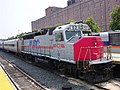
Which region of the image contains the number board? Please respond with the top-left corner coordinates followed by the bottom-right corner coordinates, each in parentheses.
top-left (67, 24), bottom-right (89, 31)
top-left (67, 25), bottom-right (80, 31)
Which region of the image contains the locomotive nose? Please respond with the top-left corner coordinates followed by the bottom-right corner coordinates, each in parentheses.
top-left (74, 36), bottom-right (104, 61)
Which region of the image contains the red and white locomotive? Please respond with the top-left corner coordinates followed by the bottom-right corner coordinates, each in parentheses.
top-left (1, 22), bottom-right (112, 82)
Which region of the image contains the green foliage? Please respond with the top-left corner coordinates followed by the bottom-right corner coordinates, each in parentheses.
top-left (44, 26), bottom-right (52, 28)
top-left (67, 19), bottom-right (76, 23)
top-left (54, 23), bottom-right (62, 27)
top-left (110, 5), bottom-right (120, 31)
top-left (7, 32), bottom-right (27, 40)
top-left (15, 32), bottom-right (26, 38)
top-left (85, 17), bottom-right (101, 32)
top-left (7, 36), bottom-right (15, 40)
top-left (33, 28), bottom-right (41, 32)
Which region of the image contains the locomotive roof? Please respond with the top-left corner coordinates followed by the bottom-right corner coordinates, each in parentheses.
top-left (53, 22), bottom-right (91, 33)
top-left (54, 24), bottom-right (70, 32)
top-left (23, 27), bottom-right (56, 39)
top-left (53, 23), bottom-right (78, 32)
top-left (4, 38), bottom-right (19, 42)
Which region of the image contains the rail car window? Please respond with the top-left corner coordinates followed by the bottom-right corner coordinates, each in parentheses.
top-left (55, 32), bottom-right (64, 42)
top-left (110, 33), bottom-right (120, 45)
top-left (65, 31), bottom-right (81, 40)
top-left (4, 44), bottom-right (15, 47)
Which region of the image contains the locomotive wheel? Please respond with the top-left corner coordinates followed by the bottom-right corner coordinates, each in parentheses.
top-left (63, 63), bottom-right (72, 75)
top-left (53, 61), bottom-right (59, 70)
top-left (48, 60), bottom-right (55, 69)
top-left (72, 69), bottom-right (78, 78)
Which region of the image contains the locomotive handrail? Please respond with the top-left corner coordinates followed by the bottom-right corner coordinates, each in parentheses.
top-left (77, 47), bottom-right (82, 69)
top-left (103, 46), bottom-right (112, 60)
top-left (106, 45), bottom-right (112, 60)
top-left (77, 47), bottom-right (82, 61)
top-left (83, 48), bottom-right (89, 69)
top-left (77, 46), bottom-right (104, 60)
top-left (77, 46), bottom-right (112, 61)
top-left (84, 48), bottom-right (89, 61)
top-left (76, 46), bottom-right (105, 69)
top-left (88, 47), bottom-right (92, 61)
top-left (100, 46), bottom-right (103, 61)
top-left (77, 46), bottom-right (95, 69)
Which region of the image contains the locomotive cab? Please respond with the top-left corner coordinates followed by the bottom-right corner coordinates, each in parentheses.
top-left (53, 23), bottom-right (92, 43)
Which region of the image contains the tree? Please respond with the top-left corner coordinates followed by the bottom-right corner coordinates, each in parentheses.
top-left (54, 23), bottom-right (62, 27)
top-left (7, 32), bottom-right (27, 40)
top-left (44, 26), bottom-right (52, 28)
top-left (7, 36), bottom-right (15, 40)
top-left (85, 17), bottom-right (101, 32)
top-left (67, 19), bottom-right (76, 23)
top-left (15, 32), bottom-right (26, 38)
top-left (110, 5), bottom-right (120, 31)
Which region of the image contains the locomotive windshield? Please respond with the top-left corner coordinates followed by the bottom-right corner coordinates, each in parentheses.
top-left (65, 25), bottom-right (82, 40)
top-left (65, 31), bottom-right (81, 40)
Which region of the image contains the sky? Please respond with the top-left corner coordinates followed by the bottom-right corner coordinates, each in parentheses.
top-left (0, 0), bottom-right (67, 39)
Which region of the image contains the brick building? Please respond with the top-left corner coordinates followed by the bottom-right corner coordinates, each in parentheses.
top-left (32, 0), bottom-right (120, 31)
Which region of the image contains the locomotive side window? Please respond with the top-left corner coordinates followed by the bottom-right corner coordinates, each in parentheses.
top-left (55, 32), bottom-right (64, 42)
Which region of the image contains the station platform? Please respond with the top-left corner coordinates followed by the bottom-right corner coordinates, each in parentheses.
top-left (0, 64), bottom-right (16, 90)
top-left (112, 53), bottom-right (120, 64)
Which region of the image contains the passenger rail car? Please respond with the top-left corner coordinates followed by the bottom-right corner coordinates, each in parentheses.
top-left (3, 39), bottom-right (22, 53)
top-left (93, 32), bottom-right (120, 53)
top-left (1, 22), bottom-right (113, 83)
top-left (0, 40), bottom-right (4, 49)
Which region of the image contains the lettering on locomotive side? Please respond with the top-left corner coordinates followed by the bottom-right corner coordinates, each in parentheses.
top-left (53, 44), bottom-right (65, 48)
top-left (29, 39), bottom-right (40, 46)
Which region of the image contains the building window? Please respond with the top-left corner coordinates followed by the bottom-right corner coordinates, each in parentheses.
top-left (108, 0), bottom-right (110, 4)
top-left (100, 0), bottom-right (103, 5)
top-left (108, 6), bottom-right (110, 12)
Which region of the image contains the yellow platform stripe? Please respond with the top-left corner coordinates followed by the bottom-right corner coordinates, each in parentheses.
top-left (0, 66), bottom-right (14, 90)
top-left (112, 58), bottom-right (120, 61)
top-left (112, 58), bottom-right (120, 64)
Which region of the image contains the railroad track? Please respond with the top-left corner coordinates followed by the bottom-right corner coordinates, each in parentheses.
top-left (94, 79), bottom-right (120, 90)
top-left (0, 50), bottom-right (120, 90)
top-left (0, 56), bottom-right (50, 90)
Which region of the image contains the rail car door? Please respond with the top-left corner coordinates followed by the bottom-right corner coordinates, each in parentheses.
top-left (52, 31), bottom-right (65, 60)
